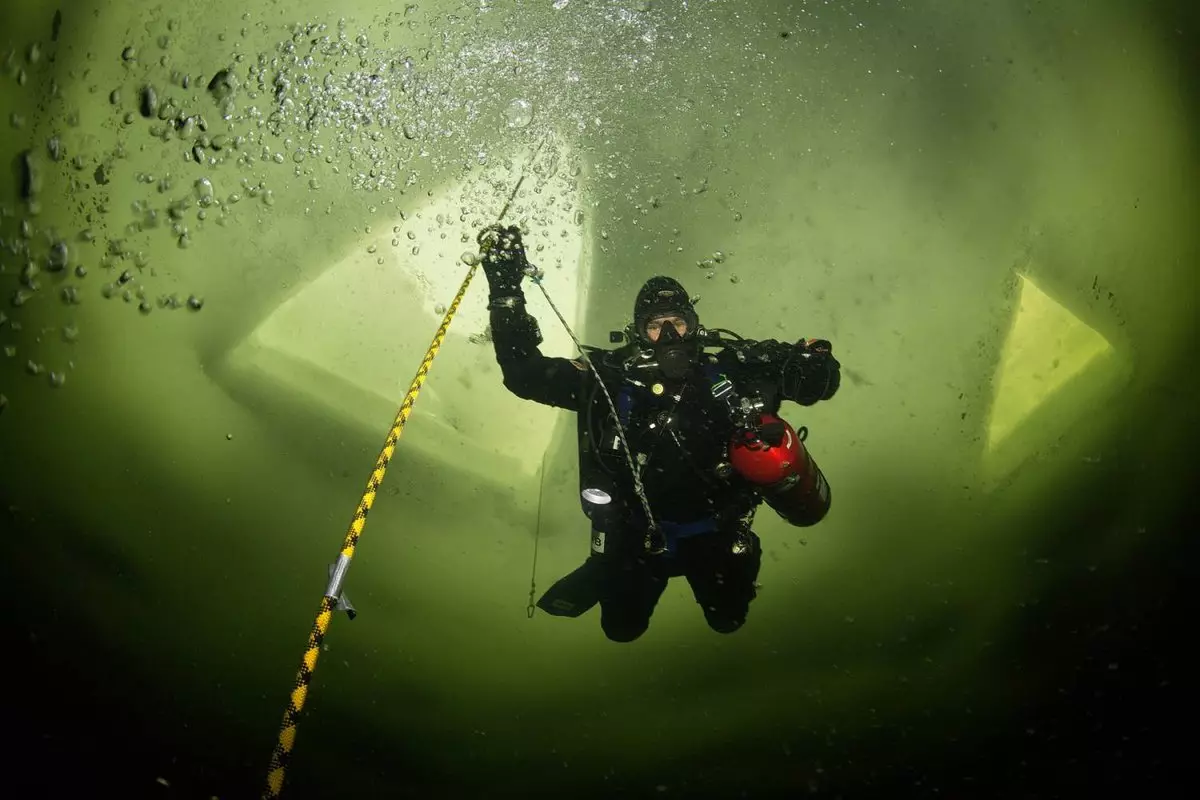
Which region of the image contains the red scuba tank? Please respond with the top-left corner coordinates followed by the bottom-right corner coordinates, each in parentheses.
top-left (728, 414), bottom-right (831, 527)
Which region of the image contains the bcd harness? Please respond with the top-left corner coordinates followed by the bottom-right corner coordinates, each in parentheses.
top-left (598, 358), bottom-right (767, 555)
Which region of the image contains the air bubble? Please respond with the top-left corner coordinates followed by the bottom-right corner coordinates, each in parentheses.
top-left (140, 85), bottom-right (159, 118)
top-left (47, 241), bottom-right (69, 271)
top-left (195, 177), bottom-right (215, 205)
top-left (504, 98), bottom-right (533, 129)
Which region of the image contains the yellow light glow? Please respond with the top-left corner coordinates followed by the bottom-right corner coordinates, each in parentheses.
top-left (224, 141), bottom-right (590, 478)
top-left (986, 273), bottom-right (1114, 452)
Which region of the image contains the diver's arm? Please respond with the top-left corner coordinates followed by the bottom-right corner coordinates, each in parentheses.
top-left (480, 225), bottom-right (581, 411)
top-left (489, 296), bottom-right (582, 410)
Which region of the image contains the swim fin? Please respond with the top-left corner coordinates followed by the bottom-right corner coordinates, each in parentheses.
top-left (536, 559), bottom-right (603, 618)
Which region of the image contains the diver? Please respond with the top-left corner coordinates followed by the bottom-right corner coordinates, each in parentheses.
top-left (478, 224), bottom-right (841, 642)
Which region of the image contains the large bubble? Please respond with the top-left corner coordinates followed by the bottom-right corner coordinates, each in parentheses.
top-left (504, 98), bottom-right (534, 129)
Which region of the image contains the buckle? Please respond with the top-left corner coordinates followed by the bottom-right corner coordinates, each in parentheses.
top-left (711, 378), bottom-right (734, 399)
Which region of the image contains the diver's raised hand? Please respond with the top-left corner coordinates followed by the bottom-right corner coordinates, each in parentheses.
top-left (478, 224), bottom-right (527, 289)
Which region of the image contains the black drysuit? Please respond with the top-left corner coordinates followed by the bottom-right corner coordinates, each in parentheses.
top-left (489, 296), bottom-right (840, 641)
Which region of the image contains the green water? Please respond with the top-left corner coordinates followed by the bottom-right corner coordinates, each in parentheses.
top-left (1, 1), bottom-right (1195, 798)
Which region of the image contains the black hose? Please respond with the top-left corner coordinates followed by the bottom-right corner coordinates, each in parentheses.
top-left (704, 327), bottom-right (746, 342)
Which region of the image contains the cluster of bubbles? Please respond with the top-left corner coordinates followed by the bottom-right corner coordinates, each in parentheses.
top-left (3, 7), bottom-right (571, 332)
top-left (2, 0), bottom-right (785, 410)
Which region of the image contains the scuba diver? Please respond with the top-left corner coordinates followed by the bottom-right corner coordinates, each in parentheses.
top-left (479, 224), bottom-right (840, 642)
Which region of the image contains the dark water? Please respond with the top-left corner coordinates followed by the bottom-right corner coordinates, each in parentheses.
top-left (2, 1), bottom-right (1196, 798)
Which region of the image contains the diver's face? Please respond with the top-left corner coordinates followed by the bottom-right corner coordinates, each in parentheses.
top-left (645, 315), bottom-right (688, 343)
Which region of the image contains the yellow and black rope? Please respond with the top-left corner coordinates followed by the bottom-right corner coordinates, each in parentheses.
top-left (262, 263), bottom-right (479, 800)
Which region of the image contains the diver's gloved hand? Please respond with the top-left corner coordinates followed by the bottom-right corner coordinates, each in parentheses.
top-left (477, 224), bottom-right (529, 302)
top-left (799, 338), bottom-right (833, 356)
top-left (781, 338), bottom-right (840, 405)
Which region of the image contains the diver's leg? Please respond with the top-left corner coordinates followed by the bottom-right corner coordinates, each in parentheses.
top-left (597, 554), bottom-right (668, 642)
top-left (680, 530), bottom-right (762, 634)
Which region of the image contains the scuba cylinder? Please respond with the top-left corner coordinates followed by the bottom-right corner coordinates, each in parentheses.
top-left (728, 413), bottom-right (831, 527)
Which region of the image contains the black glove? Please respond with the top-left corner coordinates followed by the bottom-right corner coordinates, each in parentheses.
top-left (477, 225), bottom-right (529, 302)
top-left (780, 338), bottom-right (840, 405)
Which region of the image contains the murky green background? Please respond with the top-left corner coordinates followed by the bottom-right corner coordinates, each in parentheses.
top-left (1, 1), bottom-right (1195, 798)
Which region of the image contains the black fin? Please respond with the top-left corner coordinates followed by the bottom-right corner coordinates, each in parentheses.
top-left (535, 560), bottom-right (603, 618)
